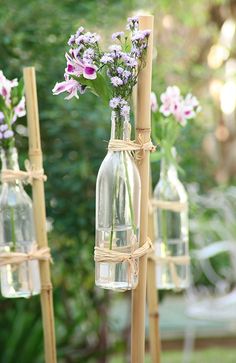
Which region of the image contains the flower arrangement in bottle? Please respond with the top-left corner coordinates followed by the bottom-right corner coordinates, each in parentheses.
top-left (52, 16), bottom-right (151, 290)
top-left (151, 86), bottom-right (200, 289)
top-left (0, 70), bottom-right (41, 298)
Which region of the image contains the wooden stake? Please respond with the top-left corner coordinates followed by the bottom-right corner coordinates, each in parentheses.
top-left (23, 67), bottom-right (57, 363)
top-left (147, 175), bottom-right (161, 363)
top-left (131, 15), bottom-right (154, 363)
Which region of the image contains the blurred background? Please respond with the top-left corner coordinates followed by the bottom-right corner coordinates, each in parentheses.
top-left (0, 0), bottom-right (236, 362)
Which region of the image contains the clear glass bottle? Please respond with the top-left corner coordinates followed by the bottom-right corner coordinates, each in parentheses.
top-left (154, 149), bottom-right (189, 290)
top-left (0, 147), bottom-right (41, 298)
top-left (95, 111), bottom-right (141, 291)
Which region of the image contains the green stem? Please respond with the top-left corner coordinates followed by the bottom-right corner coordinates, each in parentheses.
top-left (109, 167), bottom-right (119, 250)
top-left (161, 209), bottom-right (168, 247)
top-left (123, 151), bottom-right (136, 235)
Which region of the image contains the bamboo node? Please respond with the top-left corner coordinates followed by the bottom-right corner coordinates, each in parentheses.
top-left (41, 283), bottom-right (53, 291)
top-left (1, 159), bottom-right (47, 185)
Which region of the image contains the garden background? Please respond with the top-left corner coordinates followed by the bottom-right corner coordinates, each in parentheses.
top-left (0, 0), bottom-right (236, 362)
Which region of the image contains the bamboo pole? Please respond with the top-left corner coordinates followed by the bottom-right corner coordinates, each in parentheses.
top-left (147, 174), bottom-right (161, 363)
top-left (23, 67), bottom-right (57, 363)
top-left (131, 15), bottom-right (154, 363)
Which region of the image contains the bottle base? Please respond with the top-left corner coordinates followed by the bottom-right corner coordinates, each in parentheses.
top-left (96, 281), bottom-right (137, 292)
top-left (1, 288), bottom-right (41, 298)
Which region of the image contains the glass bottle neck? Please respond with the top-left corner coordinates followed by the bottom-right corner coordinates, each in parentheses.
top-left (160, 157), bottom-right (178, 180)
top-left (110, 110), bottom-right (131, 141)
top-left (1, 147), bottom-right (20, 171)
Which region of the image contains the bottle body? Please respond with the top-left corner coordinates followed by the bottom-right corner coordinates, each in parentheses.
top-left (95, 111), bottom-right (141, 291)
top-left (0, 148), bottom-right (41, 298)
top-left (154, 154), bottom-right (189, 290)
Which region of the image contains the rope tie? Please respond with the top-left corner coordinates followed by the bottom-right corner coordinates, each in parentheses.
top-left (1, 160), bottom-right (47, 185)
top-left (94, 238), bottom-right (153, 287)
top-left (149, 253), bottom-right (190, 289)
top-left (0, 246), bottom-right (52, 267)
top-left (149, 199), bottom-right (188, 214)
top-left (108, 134), bottom-right (156, 161)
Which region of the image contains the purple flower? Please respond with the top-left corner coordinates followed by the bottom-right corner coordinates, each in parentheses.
top-left (3, 130), bottom-right (14, 139)
top-left (120, 104), bottom-right (130, 118)
top-left (83, 48), bottom-right (95, 63)
top-left (109, 97), bottom-right (122, 109)
top-left (122, 54), bottom-right (137, 67)
top-left (150, 92), bottom-right (158, 112)
top-left (110, 76), bottom-right (123, 87)
top-left (68, 34), bottom-right (76, 46)
top-left (0, 124), bottom-right (14, 140)
top-left (83, 32), bottom-right (100, 44)
top-left (75, 26), bottom-right (85, 37)
top-left (100, 54), bottom-right (113, 64)
top-left (117, 67), bottom-right (124, 75)
top-left (111, 31), bottom-right (124, 41)
top-left (127, 16), bottom-right (139, 31)
top-left (109, 44), bottom-right (122, 52)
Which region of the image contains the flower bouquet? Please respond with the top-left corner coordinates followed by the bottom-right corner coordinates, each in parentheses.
top-left (53, 17), bottom-right (151, 291)
top-left (151, 86), bottom-right (200, 289)
top-left (0, 70), bottom-right (41, 298)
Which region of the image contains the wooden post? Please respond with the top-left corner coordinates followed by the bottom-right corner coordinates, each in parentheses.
top-left (147, 175), bottom-right (161, 363)
top-left (23, 67), bottom-right (57, 363)
top-left (131, 15), bottom-right (154, 363)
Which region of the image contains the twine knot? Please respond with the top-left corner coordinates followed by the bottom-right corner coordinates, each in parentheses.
top-left (1, 160), bottom-right (47, 185)
top-left (149, 252), bottom-right (190, 290)
top-left (0, 246), bottom-right (52, 267)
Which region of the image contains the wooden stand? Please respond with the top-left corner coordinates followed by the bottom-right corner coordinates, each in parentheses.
top-left (23, 67), bottom-right (57, 363)
top-left (131, 15), bottom-right (154, 363)
top-left (147, 176), bottom-right (161, 363)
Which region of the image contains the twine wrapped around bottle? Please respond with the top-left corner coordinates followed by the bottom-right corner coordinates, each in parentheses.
top-left (1, 159), bottom-right (47, 185)
top-left (94, 238), bottom-right (153, 286)
top-left (149, 252), bottom-right (190, 290)
top-left (108, 133), bottom-right (156, 161)
top-left (0, 246), bottom-right (52, 267)
top-left (149, 199), bottom-right (188, 213)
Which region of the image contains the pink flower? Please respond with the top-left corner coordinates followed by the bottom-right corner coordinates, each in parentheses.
top-left (52, 79), bottom-right (85, 100)
top-left (150, 92), bottom-right (158, 112)
top-left (66, 52), bottom-right (97, 80)
top-left (0, 70), bottom-right (18, 106)
top-left (13, 97), bottom-right (26, 123)
top-left (160, 86), bottom-right (181, 117)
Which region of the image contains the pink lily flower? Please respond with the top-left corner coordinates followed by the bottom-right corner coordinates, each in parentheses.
top-left (12, 97), bottom-right (26, 123)
top-left (65, 52), bottom-right (97, 80)
top-left (52, 78), bottom-right (86, 100)
top-left (160, 86), bottom-right (181, 116)
top-left (0, 70), bottom-right (18, 106)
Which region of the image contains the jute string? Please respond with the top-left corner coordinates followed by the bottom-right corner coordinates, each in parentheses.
top-left (108, 134), bottom-right (156, 161)
top-left (150, 199), bottom-right (188, 213)
top-left (1, 159), bottom-right (47, 185)
top-left (94, 238), bottom-right (153, 286)
top-left (149, 252), bottom-right (190, 290)
top-left (0, 246), bottom-right (52, 267)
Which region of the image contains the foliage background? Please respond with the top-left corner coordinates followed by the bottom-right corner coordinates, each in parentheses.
top-left (0, 0), bottom-right (235, 362)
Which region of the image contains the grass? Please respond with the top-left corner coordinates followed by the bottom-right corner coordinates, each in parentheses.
top-left (110, 347), bottom-right (236, 363)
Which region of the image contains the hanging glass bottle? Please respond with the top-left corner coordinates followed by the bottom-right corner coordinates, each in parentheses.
top-left (0, 147), bottom-right (41, 298)
top-left (154, 148), bottom-right (189, 290)
top-left (95, 110), bottom-right (141, 291)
